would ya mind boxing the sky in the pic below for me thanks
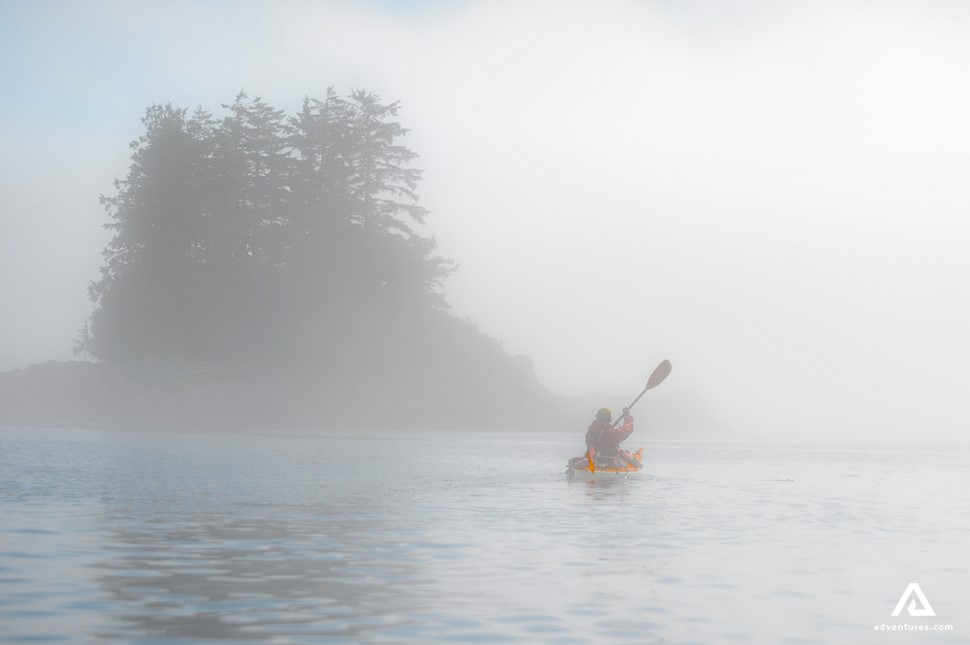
[2,0,969,440]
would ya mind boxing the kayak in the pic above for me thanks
[566,447,644,482]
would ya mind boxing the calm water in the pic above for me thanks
[1,426,967,644]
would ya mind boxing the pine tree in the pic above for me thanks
[85,104,208,360]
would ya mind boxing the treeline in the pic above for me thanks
[72,89,554,426]
[80,89,452,366]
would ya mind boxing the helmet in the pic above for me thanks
[595,407,612,422]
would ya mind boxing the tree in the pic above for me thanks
[287,90,453,325]
[85,104,208,360]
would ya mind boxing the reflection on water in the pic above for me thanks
[1,427,969,643]
[93,512,426,642]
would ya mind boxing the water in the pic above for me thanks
[1,426,967,644]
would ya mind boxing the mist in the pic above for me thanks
[5,4,970,643]
[2,0,969,441]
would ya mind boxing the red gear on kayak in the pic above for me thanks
[585,412,634,458]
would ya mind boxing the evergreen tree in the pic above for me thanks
[86,104,208,360]
[286,90,453,325]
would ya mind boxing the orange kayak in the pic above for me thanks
[566,447,644,482]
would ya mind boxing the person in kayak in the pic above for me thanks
[581,407,640,469]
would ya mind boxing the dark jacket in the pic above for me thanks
[585,414,634,458]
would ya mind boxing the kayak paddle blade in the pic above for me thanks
[645,359,672,391]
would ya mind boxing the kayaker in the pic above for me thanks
[585,407,639,469]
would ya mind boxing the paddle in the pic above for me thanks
[585,359,673,474]
[611,359,672,429]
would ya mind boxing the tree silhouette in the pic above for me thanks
[76,89,551,427]
[82,90,453,369]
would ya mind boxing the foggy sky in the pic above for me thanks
[2,0,968,440]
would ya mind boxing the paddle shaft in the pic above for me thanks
[610,387,649,428]
[610,359,671,428]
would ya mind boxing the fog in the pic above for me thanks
[2,1,969,440]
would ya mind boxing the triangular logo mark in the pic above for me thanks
[891,583,936,617]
